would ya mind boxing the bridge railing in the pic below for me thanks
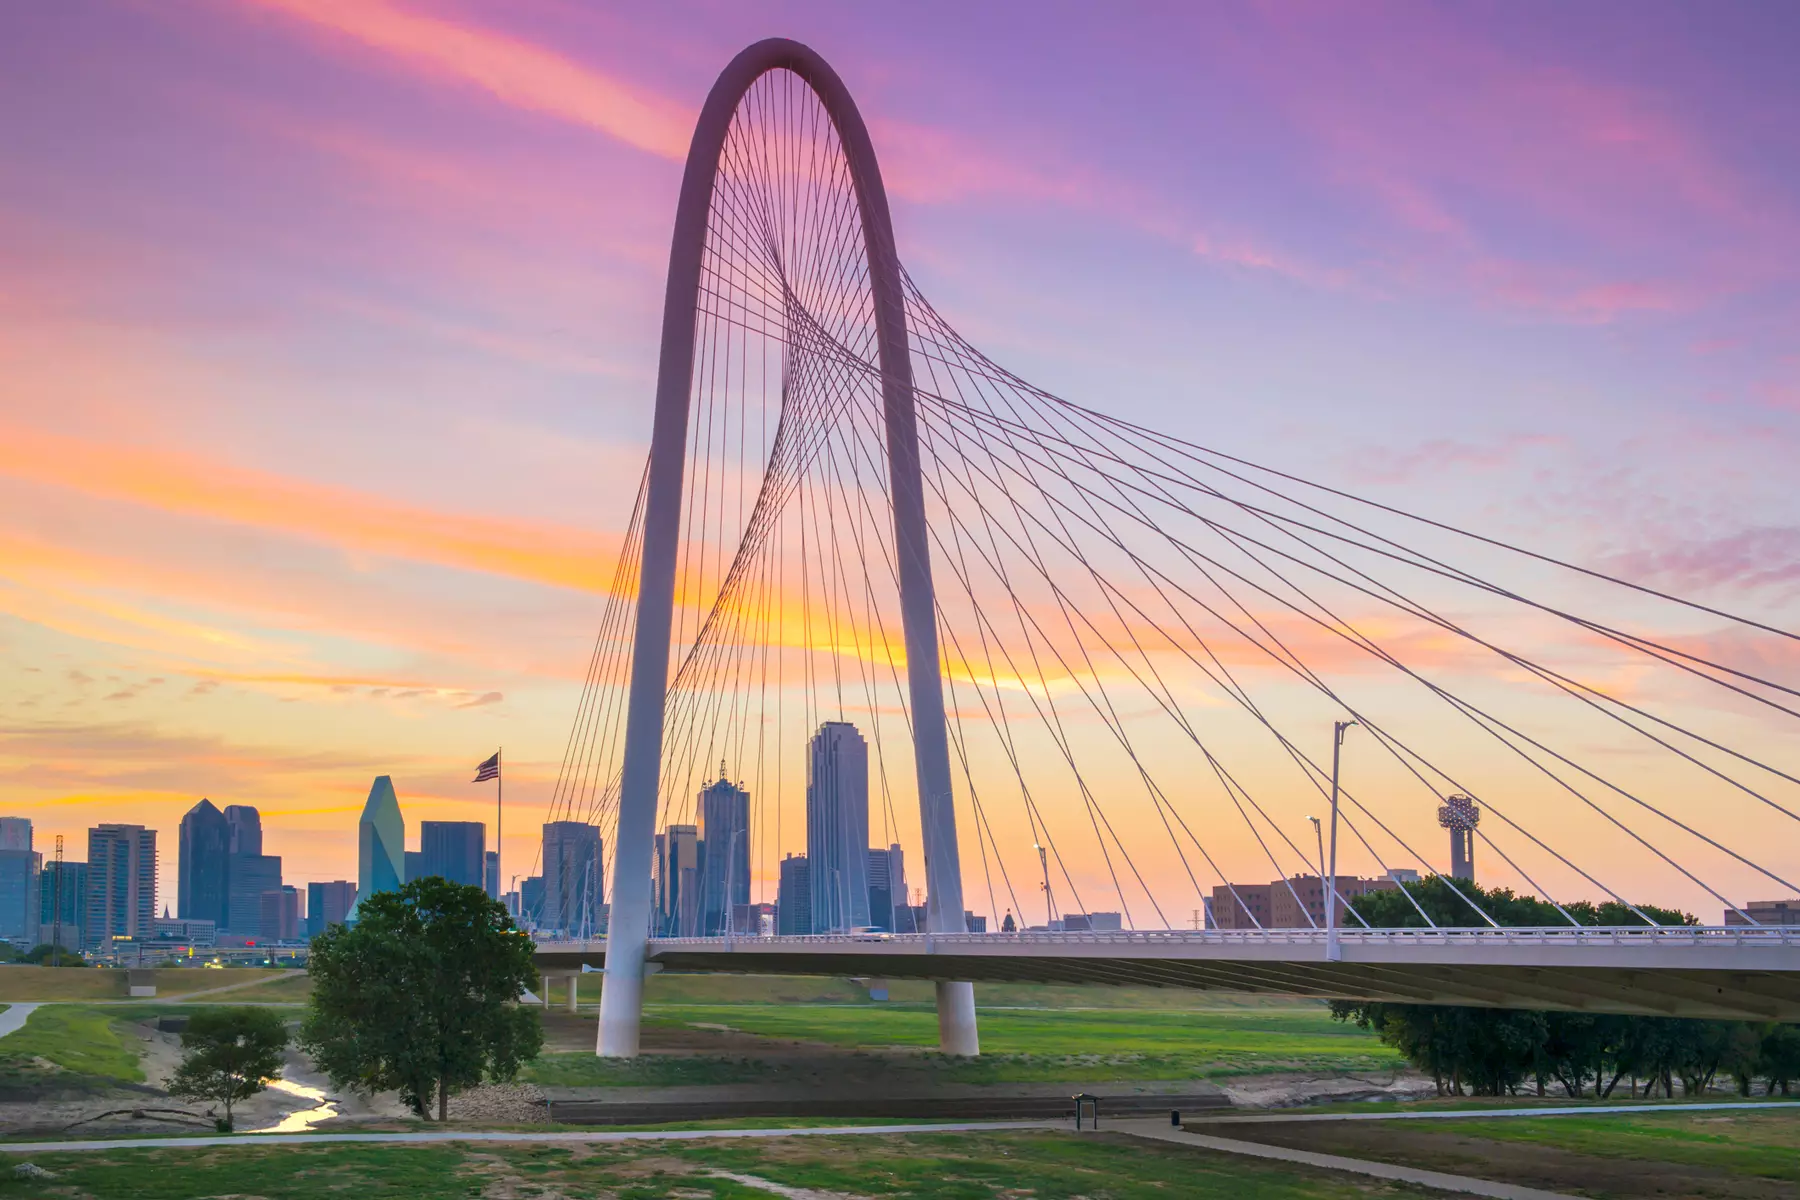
[530,925,1800,951]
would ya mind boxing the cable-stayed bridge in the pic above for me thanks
[535,39,1800,1055]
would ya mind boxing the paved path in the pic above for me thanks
[1186,1098,1800,1126]
[1109,1119,1578,1200]
[0,1003,40,1040]
[0,1120,1057,1154]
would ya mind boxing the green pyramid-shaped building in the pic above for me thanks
[352,775,404,920]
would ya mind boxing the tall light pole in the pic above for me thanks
[1327,720,1357,962]
[1035,843,1055,929]
[1307,815,1326,919]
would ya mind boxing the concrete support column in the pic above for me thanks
[936,980,979,1056]
[565,975,579,1013]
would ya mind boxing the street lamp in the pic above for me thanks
[1034,843,1055,929]
[1327,720,1358,962]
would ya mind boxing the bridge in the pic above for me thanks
[532,38,1800,1056]
[535,928,1800,1024]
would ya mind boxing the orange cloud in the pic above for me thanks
[241,0,692,159]
[0,425,628,595]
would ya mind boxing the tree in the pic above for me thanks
[166,1007,290,1132]
[300,877,542,1121]
[23,943,87,967]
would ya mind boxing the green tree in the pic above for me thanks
[166,1007,290,1132]
[1758,1024,1800,1095]
[300,877,542,1121]
[23,943,87,967]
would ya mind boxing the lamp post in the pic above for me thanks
[1307,815,1327,923]
[1327,720,1357,962]
[1035,843,1055,929]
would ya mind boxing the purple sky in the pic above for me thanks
[1,2,1795,916]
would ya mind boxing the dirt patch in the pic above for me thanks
[1220,1070,1437,1109]
[1224,1120,1791,1199]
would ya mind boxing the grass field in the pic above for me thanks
[522,999,1400,1087]
[0,1130,1449,1198]
[0,1006,144,1084]
[1431,1109,1800,1184]
[1227,1107,1800,1199]
[0,967,296,1002]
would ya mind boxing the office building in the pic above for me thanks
[177,799,230,927]
[38,861,87,951]
[86,824,156,947]
[0,819,36,945]
[654,824,700,936]
[403,850,423,883]
[776,854,812,935]
[484,850,500,899]
[806,721,870,933]
[1725,899,1800,927]
[152,916,216,947]
[519,876,545,928]
[227,854,281,937]
[224,805,262,856]
[866,846,896,932]
[420,821,485,888]
[355,776,405,919]
[698,771,749,936]
[306,881,357,936]
[260,885,302,942]
[1208,882,1274,930]
[0,818,31,851]
[541,822,603,937]
[965,911,987,933]
[1062,911,1122,932]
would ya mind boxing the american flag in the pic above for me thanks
[473,751,500,783]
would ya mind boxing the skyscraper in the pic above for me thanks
[260,885,302,942]
[0,818,36,945]
[866,847,894,933]
[86,824,156,948]
[541,822,603,938]
[354,776,404,920]
[654,824,699,936]
[484,850,500,899]
[223,805,262,855]
[178,800,230,927]
[519,875,545,928]
[806,721,870,933]
[698,770,749,936]
[419,821,485,888]
[39,860,88,951]
[227,853,281,935]
[777,854,812,935]
[0,818,31,851]
[306,880,356,936]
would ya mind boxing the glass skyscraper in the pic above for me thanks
[806,721,871,933]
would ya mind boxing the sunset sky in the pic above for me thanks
[2,2,1796,919]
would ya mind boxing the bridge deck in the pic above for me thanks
[532,928,1800,1022]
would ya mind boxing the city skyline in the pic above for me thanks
[2,5,1796,921]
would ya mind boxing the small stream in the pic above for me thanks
[251,1077,338,1133]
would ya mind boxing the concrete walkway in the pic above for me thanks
[0,1003,40,1039]
[0,1119,1058,1154]
[1108,1118,1579,1200]
[1186,1098,1800,1126]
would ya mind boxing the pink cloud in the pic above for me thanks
[240,0,694,159]
[1345,433,1564,486]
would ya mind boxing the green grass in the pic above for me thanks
[0,1131,1449,1198]
[0,1006,144,1084]
[523,1000,1400,1087]
[0,966,296,1002]
[1427,1109,1800,1182]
